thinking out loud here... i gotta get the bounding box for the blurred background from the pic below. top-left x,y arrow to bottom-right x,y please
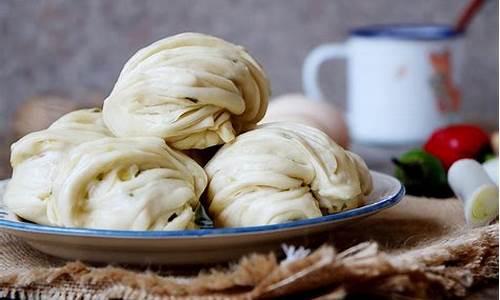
0,0 -> 498,178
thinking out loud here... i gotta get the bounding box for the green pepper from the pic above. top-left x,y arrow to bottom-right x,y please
392,149 -> 453,198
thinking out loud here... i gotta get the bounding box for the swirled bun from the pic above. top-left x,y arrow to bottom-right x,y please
47,137 -> 207,230
103,32 -> 270,150
4,109 -> 111,225
205,122 -> 372,227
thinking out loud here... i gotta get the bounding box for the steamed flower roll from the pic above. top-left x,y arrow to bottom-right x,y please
47,137 -> 207,230
103,32 -> 270,150
204,122 -> 372,227
4,109 -> 111,225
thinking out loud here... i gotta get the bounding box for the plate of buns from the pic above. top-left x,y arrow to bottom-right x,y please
0,33 -> 404,265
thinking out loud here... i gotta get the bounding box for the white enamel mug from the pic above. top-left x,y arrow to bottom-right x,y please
303,25 -> 464,145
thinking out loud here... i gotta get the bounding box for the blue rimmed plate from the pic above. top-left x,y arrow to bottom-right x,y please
0,171 -> 404,265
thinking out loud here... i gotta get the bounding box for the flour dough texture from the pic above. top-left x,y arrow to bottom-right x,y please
46,137 -> 207,230
205,122 -> 373,227
103,32 -> 270,150
4,109 -> 111,225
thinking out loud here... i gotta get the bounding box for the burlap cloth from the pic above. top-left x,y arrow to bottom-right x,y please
0,196 -> 498,299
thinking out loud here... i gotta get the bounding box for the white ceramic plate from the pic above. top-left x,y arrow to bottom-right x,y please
0,171 -> 404,265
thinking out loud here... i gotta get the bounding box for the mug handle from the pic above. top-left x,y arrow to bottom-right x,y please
302,43 -> 348,102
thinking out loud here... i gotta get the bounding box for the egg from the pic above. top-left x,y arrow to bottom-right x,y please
491,131 -> 498,154
260,94 -> 350,148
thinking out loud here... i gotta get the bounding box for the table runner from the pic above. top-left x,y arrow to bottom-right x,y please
0,196 -> 498,299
